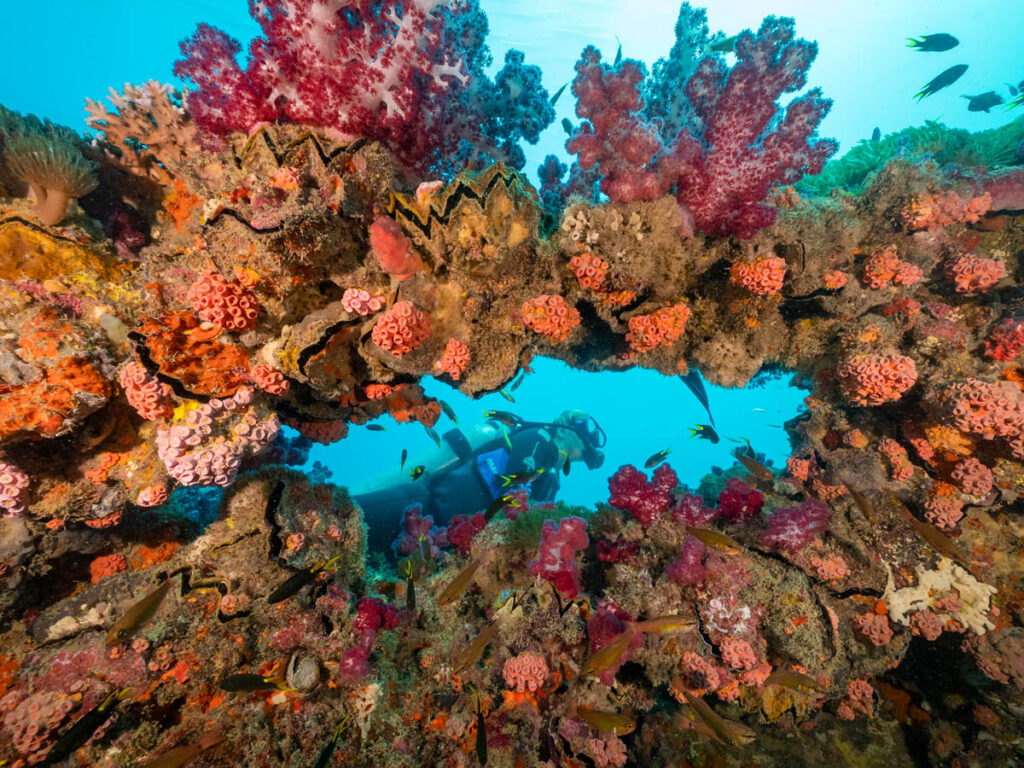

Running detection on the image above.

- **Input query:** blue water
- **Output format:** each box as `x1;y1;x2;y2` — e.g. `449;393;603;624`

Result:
305;359;806;509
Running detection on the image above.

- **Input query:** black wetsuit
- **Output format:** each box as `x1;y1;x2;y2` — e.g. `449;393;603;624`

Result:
356;424;561;553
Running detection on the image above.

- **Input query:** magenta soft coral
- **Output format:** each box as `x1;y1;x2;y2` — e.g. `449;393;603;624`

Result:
607;463;678;526
566;46;671;202
528;516;589;598
565;16;835;238
175;0;468;174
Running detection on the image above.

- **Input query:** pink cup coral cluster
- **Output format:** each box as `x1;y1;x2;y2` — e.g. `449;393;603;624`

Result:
250;363;290;395
729;256;787;296
119;361;173;420
951;457;994;498
938;378;1024;456
136;484;169;508
944;252;1006;293
186;270;260;331
434;337;470;380
502;652;549;692
625;302;691;353
924;484;965;530
0;461;30;516
156;387;279;486
823;270;848;290
837;352;918;406
371;300;431;357
853;611;893;646
861;246;922;290
520;295;581;343
569;252;609;290
341;288;385;316
2;689;76;758
878;438;913;482
902;190;992;231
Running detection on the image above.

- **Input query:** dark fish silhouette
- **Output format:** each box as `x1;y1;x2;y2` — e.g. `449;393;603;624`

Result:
400;448;407;469
906;33;959;52
679;368;714;426
1007;82;1019;97
562;117;574;135
549;82;568;106
613;36;623;66
962;91;1004;112
366;424;386;432
688;424;719;444
914;64;968;101
645;448;671;468
870;126;881;142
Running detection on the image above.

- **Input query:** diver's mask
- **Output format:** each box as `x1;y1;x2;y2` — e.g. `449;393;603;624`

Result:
570;415;606;470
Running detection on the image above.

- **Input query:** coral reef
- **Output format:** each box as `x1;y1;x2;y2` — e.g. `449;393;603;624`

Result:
1;1;1024;766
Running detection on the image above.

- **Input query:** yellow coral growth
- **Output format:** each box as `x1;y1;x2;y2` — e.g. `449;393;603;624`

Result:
925;424;975;458
0;218;133;294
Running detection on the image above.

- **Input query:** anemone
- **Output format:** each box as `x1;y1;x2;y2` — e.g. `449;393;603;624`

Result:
3;131;98;226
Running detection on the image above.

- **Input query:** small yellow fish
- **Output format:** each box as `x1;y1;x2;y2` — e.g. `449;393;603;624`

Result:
452;622;499;673
574;705;636;735
634;614;696;636
764;669;825;693
682;690;756;747
106;578;173;646
581;627;637;677
437;556;482;606
687;527;742;555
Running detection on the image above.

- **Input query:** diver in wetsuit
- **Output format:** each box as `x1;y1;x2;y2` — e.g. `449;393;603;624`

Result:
352;410;607;554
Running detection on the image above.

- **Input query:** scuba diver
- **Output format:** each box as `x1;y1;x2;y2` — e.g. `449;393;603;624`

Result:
352;410;606;554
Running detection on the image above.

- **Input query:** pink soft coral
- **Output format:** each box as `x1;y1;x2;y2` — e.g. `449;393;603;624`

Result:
175;0;468;174
528;516;589;598
566;19;835;238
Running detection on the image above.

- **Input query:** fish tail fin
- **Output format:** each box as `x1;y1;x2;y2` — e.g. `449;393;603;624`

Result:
906;37;922;48
687;427;699;438
199;729;227;750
